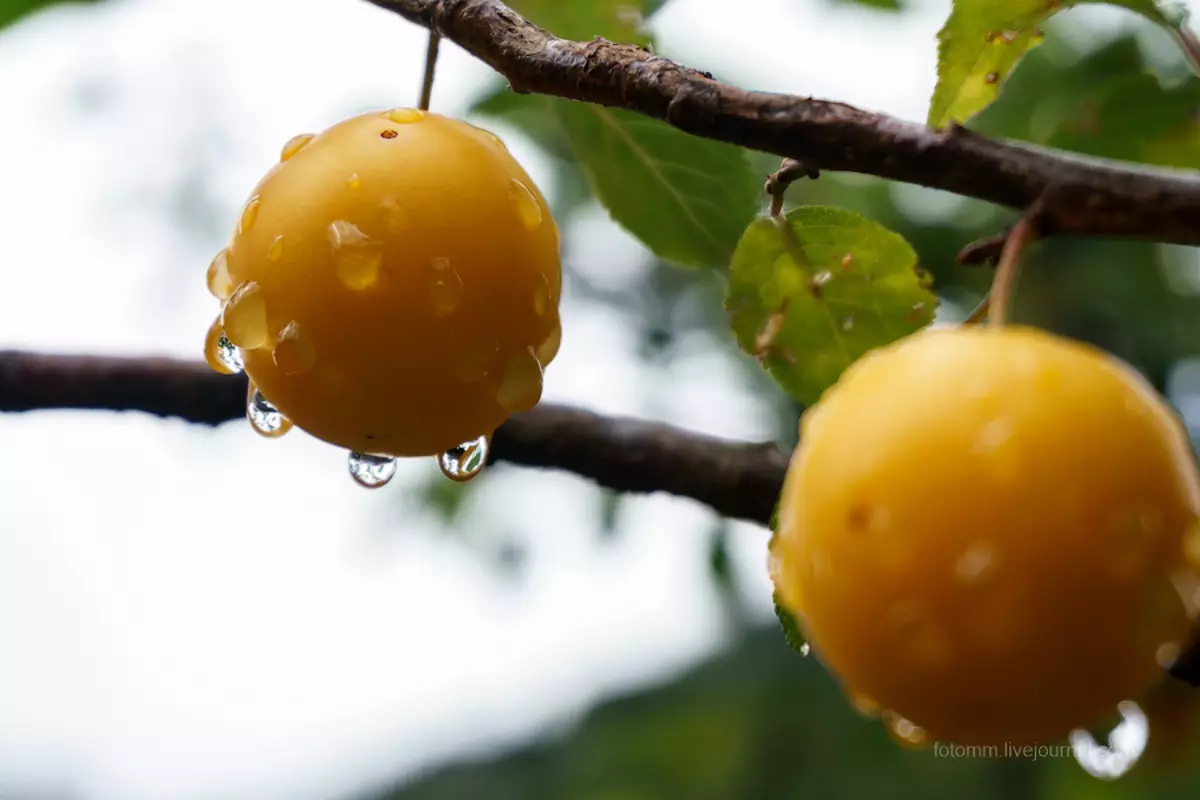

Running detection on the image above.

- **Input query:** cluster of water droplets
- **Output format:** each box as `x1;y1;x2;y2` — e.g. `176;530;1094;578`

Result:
202;109;557;490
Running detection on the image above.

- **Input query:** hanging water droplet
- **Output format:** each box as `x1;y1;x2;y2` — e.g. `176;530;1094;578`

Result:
272;320;317;376
497;346;544;413
1069;701;1148;780
238;195;261;235
385;108;425;124
204;316;243;375
510;178;543;232
328;220;383;290
348;452;397;489
267;235;285;263
280;133;314;162
222;281;270;349
535;319;562;365
206;248;234;300
247;385;292;438
438;435;490;482
799;642;811;657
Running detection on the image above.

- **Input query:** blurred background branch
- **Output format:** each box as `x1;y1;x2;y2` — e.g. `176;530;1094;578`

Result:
0;351;788;524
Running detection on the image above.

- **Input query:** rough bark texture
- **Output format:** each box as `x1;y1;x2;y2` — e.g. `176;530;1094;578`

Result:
365;0;1200;245
0;351;789;525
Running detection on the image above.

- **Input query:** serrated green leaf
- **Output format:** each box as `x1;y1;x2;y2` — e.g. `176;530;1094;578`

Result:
556;102;762;270
928;0;1187;129
725;207;935;406
508;0;654;43
774;592;810;657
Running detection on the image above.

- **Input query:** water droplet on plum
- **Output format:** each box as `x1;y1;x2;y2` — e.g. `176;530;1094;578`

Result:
510;178;543;232
223;281;270;349
439;435;490;482
348;452;397;489
206;248;234;300
280;133;314;162
204;317;243;375
272;320;317;376
328;220;383;290
239;195;261;235
247;384;291;438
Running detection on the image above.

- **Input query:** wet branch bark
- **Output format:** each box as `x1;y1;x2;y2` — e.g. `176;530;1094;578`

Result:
363;0;1200;246
0;351;788;525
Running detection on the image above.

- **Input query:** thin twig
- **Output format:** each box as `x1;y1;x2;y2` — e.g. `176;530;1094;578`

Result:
958;228;1012;266
1172;26;1200;78
418;31;441;111
765;158;819;218
988;208;1041;326
962;294;991;325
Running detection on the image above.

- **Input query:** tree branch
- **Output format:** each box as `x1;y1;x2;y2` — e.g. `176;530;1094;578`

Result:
0;351;788;525
9;348;1200;687
363;0;1200;247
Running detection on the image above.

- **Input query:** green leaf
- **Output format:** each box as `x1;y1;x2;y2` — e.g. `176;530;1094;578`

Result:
827;0;905;10
507;0;654;44
774;593;810;657
471;85;572;160
928;0;1188;129
1048;70;1200;169
0;0;101;28
725;207;935;406
556;102;762;270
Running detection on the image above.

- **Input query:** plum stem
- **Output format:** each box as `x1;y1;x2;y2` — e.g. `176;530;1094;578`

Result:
988;204;1042;327
418;31;441;110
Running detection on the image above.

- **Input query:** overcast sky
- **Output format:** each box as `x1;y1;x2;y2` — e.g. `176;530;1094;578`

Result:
0;0;1194;798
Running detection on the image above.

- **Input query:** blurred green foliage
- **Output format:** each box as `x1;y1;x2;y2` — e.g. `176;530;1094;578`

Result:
371;625;1200;800
367;0;1200;795
0;0;99;28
